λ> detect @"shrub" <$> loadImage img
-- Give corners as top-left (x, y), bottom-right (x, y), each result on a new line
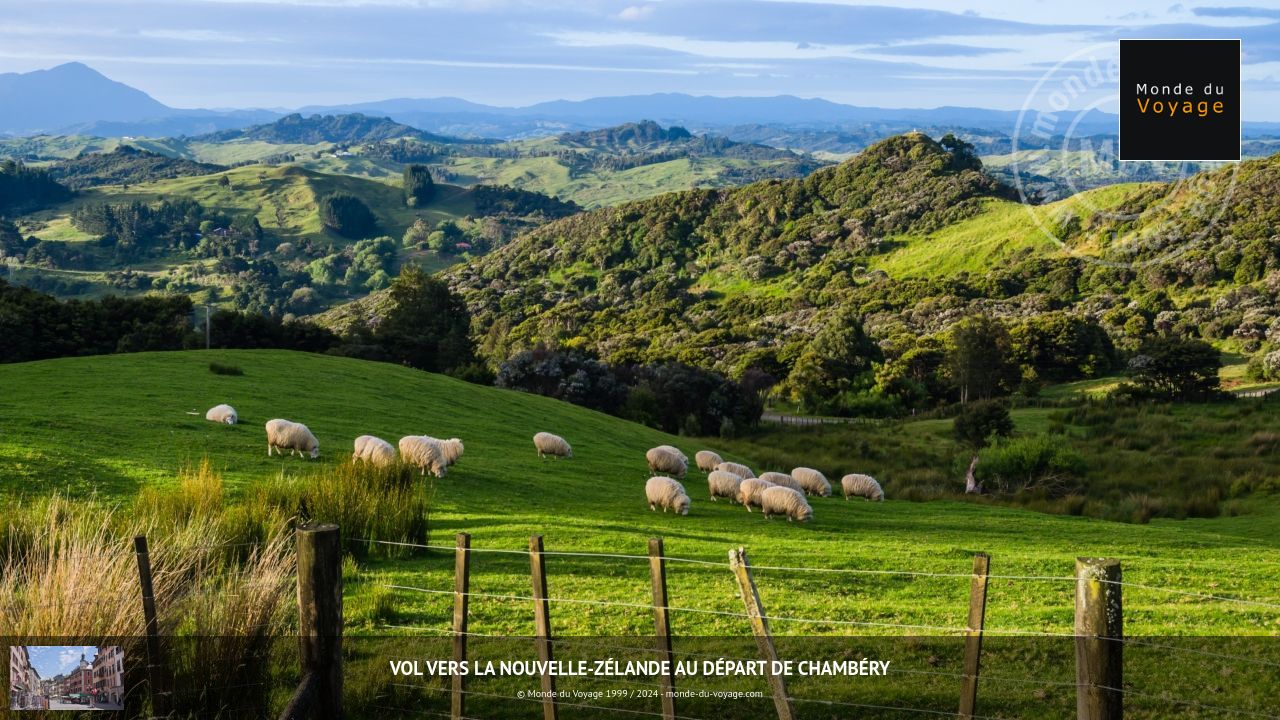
top-left (971, 435), bottom-right (1087, 496)
top-left (318, 191), bottom-right (378, 239)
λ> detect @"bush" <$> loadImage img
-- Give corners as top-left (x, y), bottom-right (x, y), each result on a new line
top-left (971, 435), bottom-right (1087, 496)
top-left (318, 191), bottom-right (378, 239)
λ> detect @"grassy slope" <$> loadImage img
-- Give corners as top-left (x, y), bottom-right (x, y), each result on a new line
top-left (1, 350), bottom-right (1277, 643)
top-left (868, 183), bottom-right (1152, 278)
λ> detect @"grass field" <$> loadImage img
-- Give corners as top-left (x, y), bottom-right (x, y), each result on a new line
top-left (1, 349), bottom-right (1278, 642)
top-left (3, 349), bottom-right (1277, 717)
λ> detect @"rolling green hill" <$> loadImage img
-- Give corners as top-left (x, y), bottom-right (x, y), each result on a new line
top-left (1, 348), bottom-right (1278, 645)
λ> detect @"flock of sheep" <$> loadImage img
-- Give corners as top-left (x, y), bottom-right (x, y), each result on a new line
top-left (641, 446), bottom-right (883, 523)
top-left (205, 404), bottom-right (465, 476)
top-left (203, 407), bottom-right (882, 524)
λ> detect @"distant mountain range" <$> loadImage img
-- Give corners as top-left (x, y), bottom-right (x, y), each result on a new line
top-left (5, 62), bottom-right (1280, 144)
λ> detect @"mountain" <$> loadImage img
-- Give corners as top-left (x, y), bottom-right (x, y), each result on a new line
top-left (195, 113), bottom-right (473, 145)
top-left (443, 132), bottom-right (1280, 408)
top-left (0, 63), bottom-right (173, 134)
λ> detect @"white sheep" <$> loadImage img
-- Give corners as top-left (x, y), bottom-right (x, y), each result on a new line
top-left (533, 432), bottom-right (573, 459)
top-left (737, 477), bottom-right (776, 512)
top-left (841, 473), bottom-right (884, 502)
top-left (646, 446), bottom-right (688, 478)
top-left (791, 467), bottom-right (832, 497)
top-left (760, 486), bottom-right (813, 522)
top-left (759, 471), bottom-right (803, 493)
top-left (716, 461), bottom-right (756, 479)
top-left (353, 435), bottom-right (396, 467)
top-left (265, 419), bottom-right (319, 459)
top-left (695, 450), bottom-right (723, 473)
top-left (656, 445), bottom-right (689, 463)
top-left (205, 404), bottom-right (238, 425)
top-left (707, 470), bottom-right (743, 503)
top-left (645, 476), bottom-right (691, 515)
top-left (439, 438), bottom-right (465, 466)
top-left (399, 435), bottom-right (449, 477)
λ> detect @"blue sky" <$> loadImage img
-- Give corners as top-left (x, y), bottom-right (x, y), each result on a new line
top-left (1, 1), bottom-right (1278, 117)
top-left (25, 645), bottom-right (99, 680)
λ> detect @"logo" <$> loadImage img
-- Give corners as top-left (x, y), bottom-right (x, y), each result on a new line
top-left (1120, 39), bottom-right (1241, 161)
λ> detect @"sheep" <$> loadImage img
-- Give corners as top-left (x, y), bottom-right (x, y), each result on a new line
top-left (439, 438), bottom-right (465, 466)
top-left (353, 435), bottom-right (396, 467)
top-left (695, 450), bottom-right (723, 473)
top-left (759, 471), bottom-right (804, 493)
top-left (645, 476), bottom-right (691, 515)
top-left (533, 432), bottom-right (573, 459)
top-left (656, 445), bottom-right (689, 463)
top-left (791, 467), bottom-right (832, 497)
top-left (737, 477), bottom-right (776, 512)
top-left (646, 446), bottom-right (688, 478)
top-left (399, 435), bottom-right (449, 477)
top-left (760, 486), bottom-right (813, 522)
top-left (716, 461), bottom-right (756, 479)
top-left (707, 470), bottom-right (743, 503)
top-left (205, 404), bottom-right (238, 425)
top-left (841, 473), bottom-right (884, 502)
top-left (265, 419), bottom-right (319, 459)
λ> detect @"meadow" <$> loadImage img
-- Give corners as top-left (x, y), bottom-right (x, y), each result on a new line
top-left (2, 350), bottom-right (1278, 717)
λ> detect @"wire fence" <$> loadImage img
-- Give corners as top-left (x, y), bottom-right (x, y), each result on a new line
top-left (353, 534), bottom-right (1280, 720)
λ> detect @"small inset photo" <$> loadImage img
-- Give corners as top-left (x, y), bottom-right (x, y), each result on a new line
top-left (9, 646), bottom-right (124, 711)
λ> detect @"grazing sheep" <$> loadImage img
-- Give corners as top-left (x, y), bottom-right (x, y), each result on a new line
top-left (399, 435), bottom-right (449, 477)
top-left (716, 461), bottom-right (756, 479)
top-left (656, 445), bottom-right (689, 463)
top-left (533, 432), bottom-right (573, 459)
top-left (791, 467), bottom-right (832, 497)
top-left (707, 470), bottom-right (743, 503)
top-left (760, 486), bottom-right (813, 522)
top-left (265, 419), bottom-right (319, 459)
top-left (353, 435), bottom-right (396, 467)
top-left (737, 477), bottom-right (776, 512)
top-left (841, 473), bottom-right (884, 502)
top-left (205, 404), bottom-right (238, 425)
top-left (646, 446), bottom-right (688, 478)
top-left (439, 438), bottom-right (465, 466)
top-left (695, 450), bottom-right (723, 473)
top-left (759, 471), bottom-right (804, 493)
top-left (645, 476), bottom-right (691, 515)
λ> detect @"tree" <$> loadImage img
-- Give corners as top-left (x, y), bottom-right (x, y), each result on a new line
top-left (953, 399), bottom-right (1014, 493)
top-left (787, 307), bottom-right (881, 412)
top-left (373, 265), bottom-right (476, 372)
top-left (403, 164), bottom-right (434, 207)
top-left (1127, 336), bottom-right (1221, 401)
top-left (944, 314), bottom-right (1020, 403)
top-left (318, 192), bottom-right (377, 239)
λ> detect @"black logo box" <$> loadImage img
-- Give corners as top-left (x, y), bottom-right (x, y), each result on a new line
top-left (1119, 39), bottom-right (1241, 162)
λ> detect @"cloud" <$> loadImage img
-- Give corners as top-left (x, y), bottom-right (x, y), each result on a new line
top-left (868, 43), bottom-right (1015, 57)
top-left (1192, 6), bottom-right (1280, 19)
top-left (618, 5), bottom-right (653, 21)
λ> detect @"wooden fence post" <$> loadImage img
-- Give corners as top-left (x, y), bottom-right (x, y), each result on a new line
top-left (452, 533), bottom-right (471, 720)
top-left (133, 535), bottom-right (168, 717)
top-left (1074, 558), bottom-right (1122, 720)
top-left (648, 538), bottom-right (677, 720)
top-left (296, 523), bottom-right (343, 720)
top-left (529, 535), bottom-right (558, 720)
top-left (728, 547), bottom-right (795, 720)
top-left (958, 552), bottom-right (990, 719)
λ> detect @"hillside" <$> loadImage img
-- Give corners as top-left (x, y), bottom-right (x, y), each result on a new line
top-left (197, 113), bottom-right (473, 145)
top-left (6, 164), bottom-right (563, 309)
top-left (1, 349), bottom-right (1277, 648)
top-left (48, 145), bottom-right (225, 189)
top-left (0, 62), bottom-right (171, 134)
top-left (441, 133), bottom-right (1280, 394)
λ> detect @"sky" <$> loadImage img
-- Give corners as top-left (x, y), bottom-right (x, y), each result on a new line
top-left (0, 0), bottom-right (1279, 117)
top-left (26, 645), bottom-right (99, 680)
